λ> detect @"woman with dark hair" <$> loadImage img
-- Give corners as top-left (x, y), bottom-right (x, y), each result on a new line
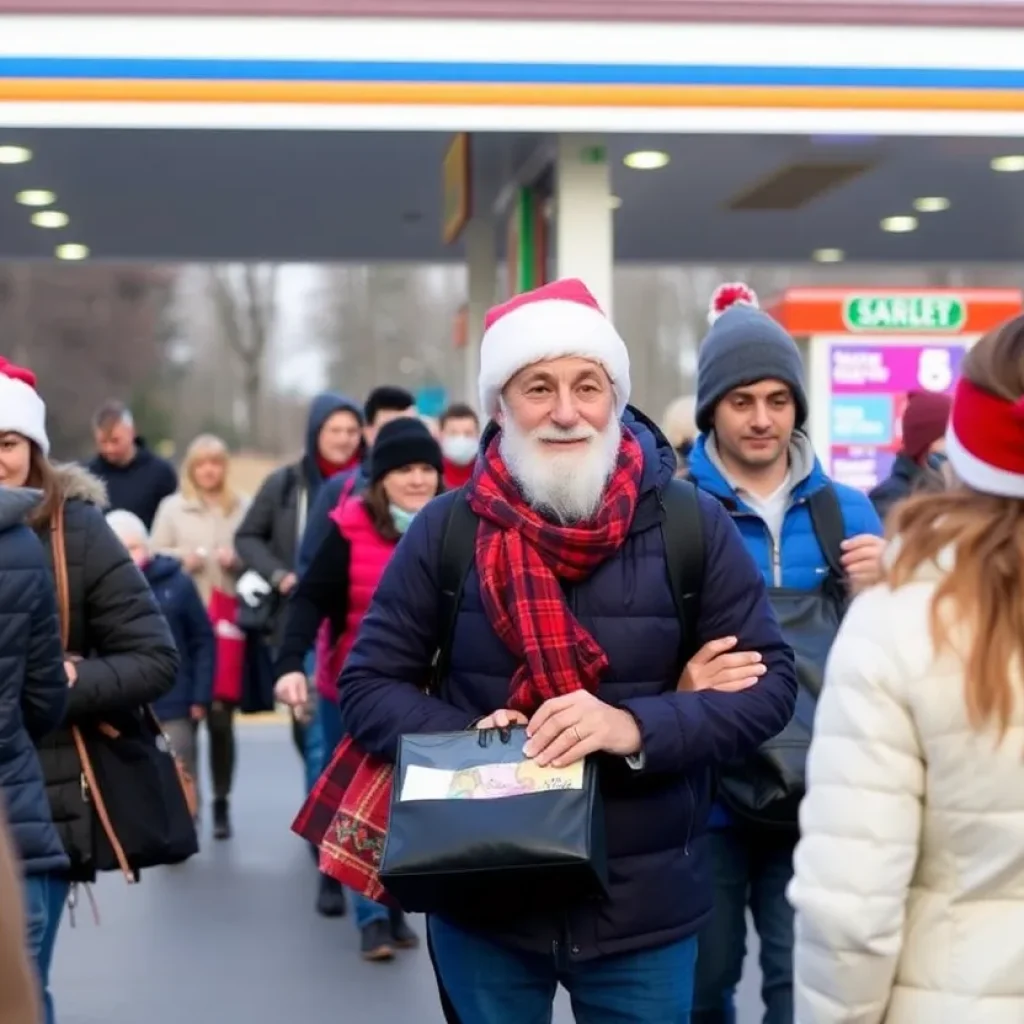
top-left (791, 315), bottom-right (1024, 1022)
top-left (0, 358), bottom-right (178, 1020)
top-left (274, 417), bottom-right (443, 960)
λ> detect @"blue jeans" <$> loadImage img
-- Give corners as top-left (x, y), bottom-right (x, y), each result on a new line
top-left (692, 827), bottom-right (796, 1024)
top-left (317, 694), bottom-right (388, 930)
top-left (428, 915), bottom-right (697, 1024)
top-left (23, 872), bottom-right (70, 1024)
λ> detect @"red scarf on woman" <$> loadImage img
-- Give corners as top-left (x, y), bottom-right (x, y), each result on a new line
top-left (293, 427), bottom-right (644, 903)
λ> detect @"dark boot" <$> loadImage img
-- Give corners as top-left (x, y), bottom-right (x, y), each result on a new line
top-left (212, 798), bottom-right (232, 840)
top-left (388, 907), bottom-right (419, 949)
top-left (316, 874), bottom-right (347, 918)
top-left (360, 919), bottom-right (395, 962)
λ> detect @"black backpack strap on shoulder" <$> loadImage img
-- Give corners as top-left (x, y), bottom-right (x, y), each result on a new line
top-left (434, 489), bottom-right (479, 692)
top-left (806, 484), bottom-right (846, 581)
top-left (659, 478), bottom-right (706, 664)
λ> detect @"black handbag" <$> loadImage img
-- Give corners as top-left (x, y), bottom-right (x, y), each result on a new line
top-left (76, 709), bottom-right (199, 880)
top-left (716, 485), bottom-right (850, 829)
top-left (52, 503), bottom-right (198, 883)
top-left (379, 725), bottom-right (607, 915)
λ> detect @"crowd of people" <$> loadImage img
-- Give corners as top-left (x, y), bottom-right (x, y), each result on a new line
top-left (1, 275), bottom-right (1023, 1024)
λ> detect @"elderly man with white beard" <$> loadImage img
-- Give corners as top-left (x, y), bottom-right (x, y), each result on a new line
top-left (300, 279), bottom-right (797, 1023)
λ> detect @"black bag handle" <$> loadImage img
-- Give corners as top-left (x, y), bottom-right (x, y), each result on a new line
top-left (659, 478), bottom-right (705, 666)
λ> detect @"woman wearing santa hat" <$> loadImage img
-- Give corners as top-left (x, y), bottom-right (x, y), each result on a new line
top-left (0, 357), bottom-right (178, 1022)
top-left (789, 315), bottom-right (1024, 1023)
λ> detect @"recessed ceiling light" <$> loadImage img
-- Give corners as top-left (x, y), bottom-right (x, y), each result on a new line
top-left (881, 215), bottom-right (918, 233)
top-left (32, 210), bottom-right (69, 229)
top-left (913, 196), bottom-right (950, 213)
top-left (55, 243), bottom-right (89, 261)
top-left (991, 155), bottom-right (1024, 173)
top-left (609, 195), bottom-right (623, 210)
top-left (623, 150), bottom-right (670, 170)
top-left (16, 189), bottom-right (55, 207)
top-left (0, 145), bottom-right (32, 165)
top-left (812, 248), bottom-right (845, 263)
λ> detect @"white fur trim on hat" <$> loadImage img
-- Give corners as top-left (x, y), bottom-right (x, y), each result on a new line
top-left (477, 299), bottom-right (631, 418)
top-left (0, 373), bottom-right (48, 455)
top-left (945, 422), bottom-right (1024, 499)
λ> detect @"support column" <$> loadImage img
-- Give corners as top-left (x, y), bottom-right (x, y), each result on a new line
top-left (555, 134), bottom-right (613, 315)
top-left (464, 216), bottom-right (496, 412)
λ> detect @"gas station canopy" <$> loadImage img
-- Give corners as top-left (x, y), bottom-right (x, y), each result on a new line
top-left (3, 128), bottom-right (1024, 263)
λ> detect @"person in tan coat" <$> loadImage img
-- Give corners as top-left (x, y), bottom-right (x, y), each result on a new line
top-left (151, 434), bottom-right (249, 840)
top-left (0, 803), bottom-right (43, 1024)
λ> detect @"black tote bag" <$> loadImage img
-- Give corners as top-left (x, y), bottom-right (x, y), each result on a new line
top-left (379, 726), bottom-right (607, 915)
top-left (79, 709), bottom-right (199, 879)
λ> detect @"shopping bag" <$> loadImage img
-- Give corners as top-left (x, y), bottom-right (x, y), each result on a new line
top-left (379, 726), bottom-right (607, 915)
top-left (209, 588), bottom-right (245, 704)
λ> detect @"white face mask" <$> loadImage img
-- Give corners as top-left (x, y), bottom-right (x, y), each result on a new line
top-left (441, 435), bottom-right (478, 467)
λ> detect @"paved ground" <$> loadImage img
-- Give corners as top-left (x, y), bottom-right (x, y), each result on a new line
top-left (53, 721), bottom-right (763, 1023)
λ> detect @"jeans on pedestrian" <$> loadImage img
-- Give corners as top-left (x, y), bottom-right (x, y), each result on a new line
top-left (318, 694), bottom-right (388, 930)
top-left (691, 826), bottom-right (796, 1024)
top-left (23, 871), bottom-right (70, 1024)
top-left (428, 915), bottom-right (697, 1024)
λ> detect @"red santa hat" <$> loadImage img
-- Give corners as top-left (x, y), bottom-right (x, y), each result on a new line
top-left (946, 375), bottom-right (1024, 498)
top-left (478, 278), bottom-right (631, 419)
top-left (0, 357), bottom-right (49, 455)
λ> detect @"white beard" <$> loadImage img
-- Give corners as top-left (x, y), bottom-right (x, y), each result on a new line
top-left (499, 408), bottom-right (622, 524)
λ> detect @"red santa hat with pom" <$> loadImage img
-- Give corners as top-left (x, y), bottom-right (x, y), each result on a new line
top-left (0, 357), bottom-right (49, 455)
top-left (478, 278), bottom-right (631, 419)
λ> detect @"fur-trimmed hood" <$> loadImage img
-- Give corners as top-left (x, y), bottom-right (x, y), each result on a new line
top-left (53, 462), bottom-right (108, 509)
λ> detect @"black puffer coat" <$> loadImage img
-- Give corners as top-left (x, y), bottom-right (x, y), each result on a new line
top-left (34, 465), bottom-right (179, 882)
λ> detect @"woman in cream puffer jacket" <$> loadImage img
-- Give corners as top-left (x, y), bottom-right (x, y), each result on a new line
top-left (789, 316), bottom-right (1024, 1024)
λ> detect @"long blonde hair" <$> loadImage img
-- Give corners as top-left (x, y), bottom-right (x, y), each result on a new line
top-left (889, 316), bottom-right (1024, 741)
top-left (180, 434), bottom-right (242, 515)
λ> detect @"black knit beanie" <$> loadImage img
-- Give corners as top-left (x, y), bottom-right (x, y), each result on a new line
top-left (370, 418), bottom-right (443, 485)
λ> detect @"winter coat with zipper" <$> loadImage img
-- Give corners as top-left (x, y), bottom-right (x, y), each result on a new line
top-left (790, 546), bottom-right (1024, 1023)
top-left (0, 487), bottom-right (68, 874)
top-left (337, 409), bottom-right (799, 961)
top-left (142, 555), bottom-right (215, 722)
top-left (688, 432), bottom-right (883, 828)
top-left (234, 392), bottom-right (361, 646)
top-left (33, 464), bottom-right (179, 883)
top-left (275, 493), bottom-right (396, 701)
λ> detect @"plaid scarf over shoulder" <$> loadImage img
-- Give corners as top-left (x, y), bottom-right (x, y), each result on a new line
top-left (293, 426), bottom-right (644, 903)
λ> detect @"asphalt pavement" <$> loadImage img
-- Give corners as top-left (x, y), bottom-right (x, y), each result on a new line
top-left (53, 719), bottom-right (763, 1023)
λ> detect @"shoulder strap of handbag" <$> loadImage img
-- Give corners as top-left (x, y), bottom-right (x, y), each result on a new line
top-left (53, 504), bottom-right (136, 884)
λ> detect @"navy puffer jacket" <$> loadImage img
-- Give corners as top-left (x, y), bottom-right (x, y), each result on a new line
top-left (339, 408), bottom-right (797, 962)
top-left (0, 488), bottom-right (69, 874)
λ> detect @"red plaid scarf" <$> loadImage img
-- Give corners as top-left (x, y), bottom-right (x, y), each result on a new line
top-left (293, 427), bottom-right (644, 903)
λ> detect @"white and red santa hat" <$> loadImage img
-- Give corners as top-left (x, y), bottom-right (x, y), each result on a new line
top-left (946, 375), bottom-right (1024, 498)
top-left (477, 278), bottom-right (631, 419)
top-left (0, 357), bottom-right (49, 455)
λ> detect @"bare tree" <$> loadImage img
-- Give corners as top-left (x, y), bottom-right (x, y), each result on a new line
top-left (206, 264), bottom-right (278, 447)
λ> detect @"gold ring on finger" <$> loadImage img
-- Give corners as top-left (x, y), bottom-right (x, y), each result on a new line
top-left (572, 725), bottom-right (583, 744)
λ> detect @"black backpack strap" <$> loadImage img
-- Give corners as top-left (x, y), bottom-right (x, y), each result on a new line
top-left (659, 478), bottom-right (706, 664)
top-left (806, 484), bottom-right (846, 580)
top-left (434, 489), bottom-right (478, 692)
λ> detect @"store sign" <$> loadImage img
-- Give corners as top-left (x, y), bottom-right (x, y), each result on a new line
top-left (842, 294), bottom-right (965, 333)
top-left (828, 341), bottom-right (965, 491)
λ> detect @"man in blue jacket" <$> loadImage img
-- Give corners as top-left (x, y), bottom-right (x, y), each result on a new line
top-left (281, 278), bottom-right (797, 1023)
top-left (687, 284), bottom-right (884, 1024)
